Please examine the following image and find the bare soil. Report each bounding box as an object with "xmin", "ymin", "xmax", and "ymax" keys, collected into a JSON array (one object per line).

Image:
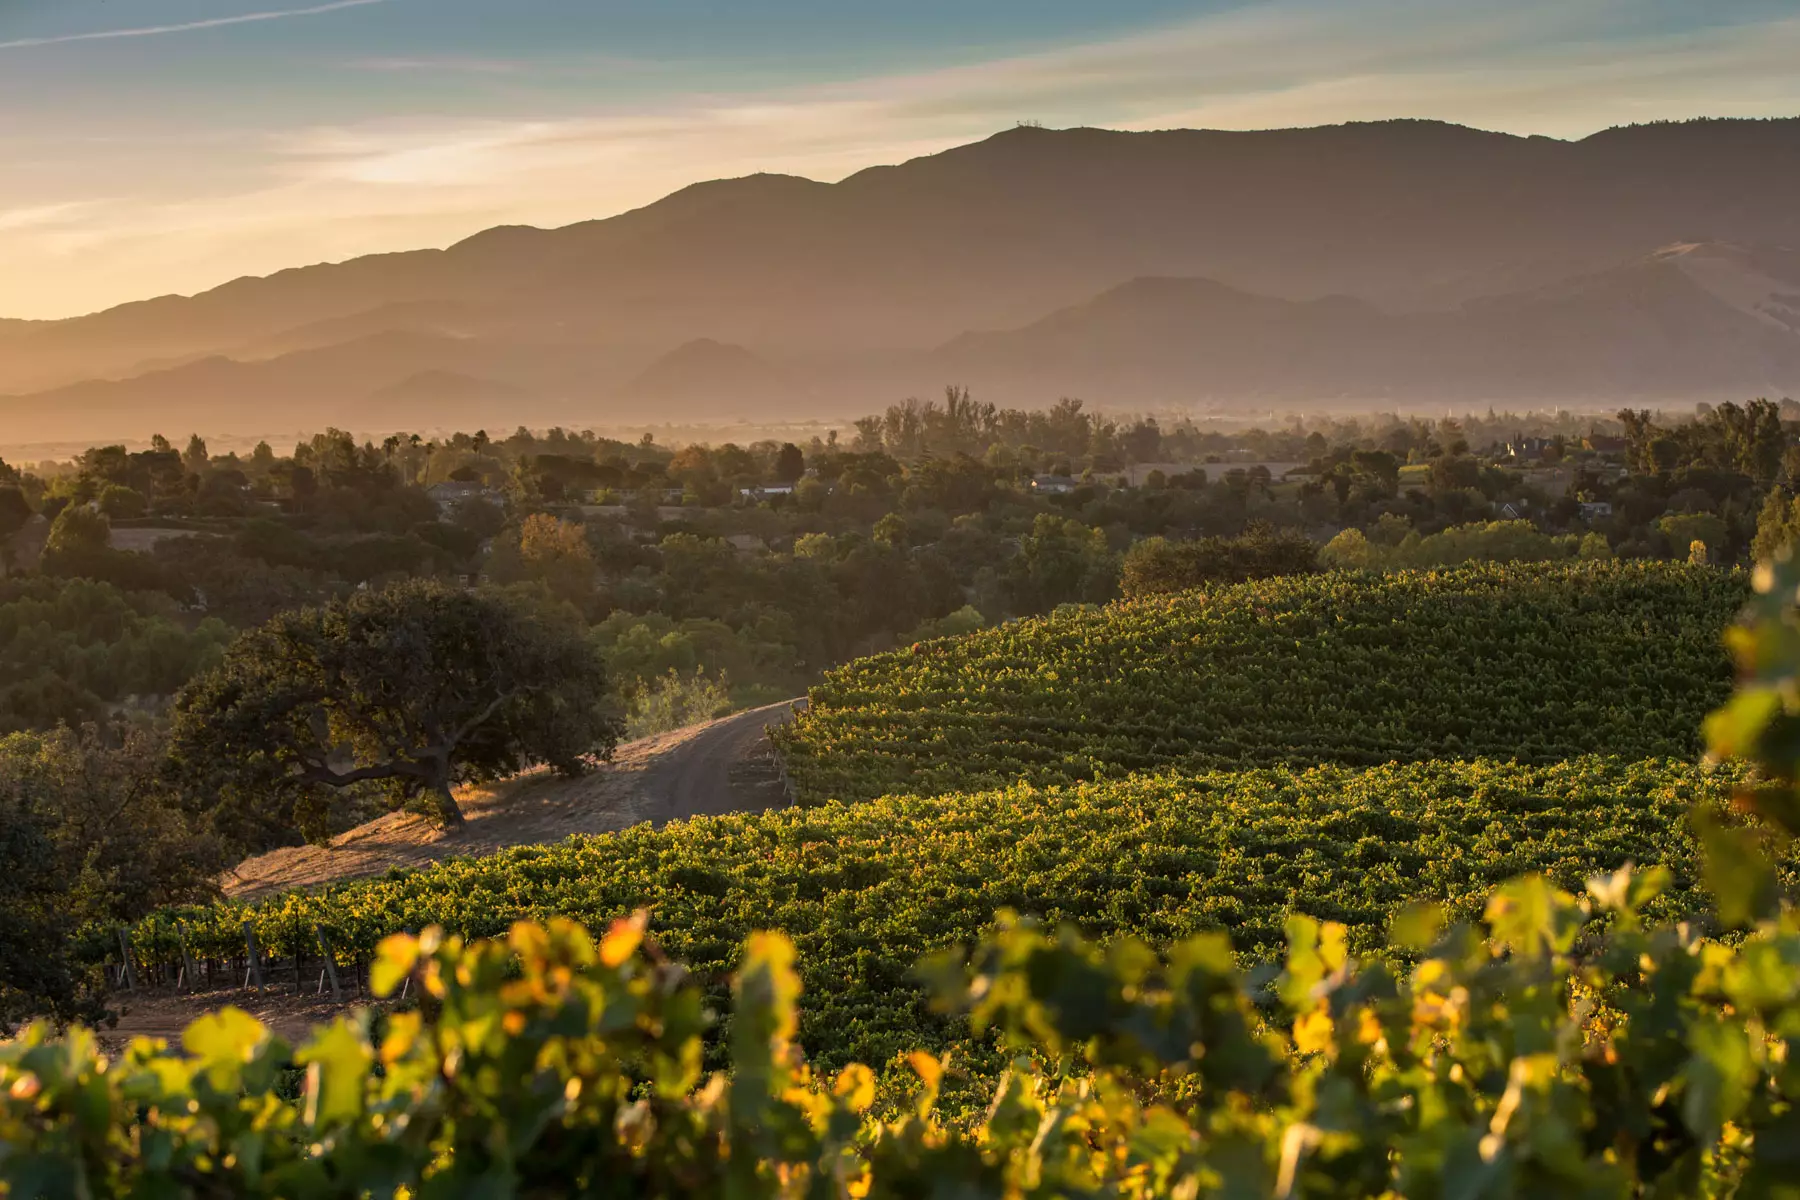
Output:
[
  {"xmin": 100, "ymin": 987, "xmax": 362, "ymax": 1048},
  {"xmin": 224, "ymin": 699, "xmax": 805, "ymax": 900}
]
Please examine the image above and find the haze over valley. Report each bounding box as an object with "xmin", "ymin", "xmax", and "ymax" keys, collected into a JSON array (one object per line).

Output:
[{"xmin": 6, "ymin": 117, "xmax": 1800, "ymax": 444}]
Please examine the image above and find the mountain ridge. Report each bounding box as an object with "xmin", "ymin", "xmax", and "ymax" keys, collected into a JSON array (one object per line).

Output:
[{"xmin": 6, "ymin": 117, "xmax": 1800, "ymax": 437}]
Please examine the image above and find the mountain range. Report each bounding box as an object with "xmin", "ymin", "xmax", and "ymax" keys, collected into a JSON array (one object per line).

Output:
[{"xmin": 4, "ymin": 117, "xmax": 1800, "ymax": 443}]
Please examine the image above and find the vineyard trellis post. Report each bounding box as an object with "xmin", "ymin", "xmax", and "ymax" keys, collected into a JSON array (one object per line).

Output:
[
  {"xmin": 116, "ymin": 927, "xmax": 138, "ymax": 991},
  {"xmin": 177, "ymin": 922, "xmax": 199, "ymax": 992},
  {"xmin": 315, "ymin": 925, "xmax": 343, "ymax": 1001},
  {"xmin": 243, "ymin": 921, "xmax": 266, "ymax": 990}
]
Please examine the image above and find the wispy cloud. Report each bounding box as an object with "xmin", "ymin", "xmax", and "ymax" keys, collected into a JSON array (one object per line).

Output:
[
  {"xmin": 0, "ymin": 0, "xmax": 386, "ymax": 52},
  {"xmin": 345, "ymin": 56, "xmax": 521, "ymax": 75},
  {"xmin": 0, "ymin": 201, "xmax": 108, "ymax": 233}
]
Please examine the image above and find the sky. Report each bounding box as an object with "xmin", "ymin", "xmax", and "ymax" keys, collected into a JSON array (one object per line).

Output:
[{"xmin": 3, "ymin": 0, "xmax": 1800, "ymax": 320}]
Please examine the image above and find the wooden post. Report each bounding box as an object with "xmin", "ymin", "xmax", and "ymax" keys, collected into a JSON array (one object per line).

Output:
[
  {"xmin": 117, "ymin": 927, "xmax": 139, "ymax": 991},
  {"xmin": 243, "ymin": 921, "xmax": 266, "ymax": 990},
  {"xmin": 314, "ymin": 925, "xmax": 343, "ymax": 1002},
  {"xmin": 176, "ymin": 923, "xmax": 199, "ymax": 993}
]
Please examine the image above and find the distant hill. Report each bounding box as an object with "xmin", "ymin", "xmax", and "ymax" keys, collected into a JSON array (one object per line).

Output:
[
  {"xmin": 5, "ymin": 117, "xmax": 1800, "ymax": 437},
  {"xmin": 931, "ymin": 242, "xmax": 1800, "ymax": 404},
  {"xmin": 0, "ymin": 332, "xmax": 624, "ymax": 442},
  {"xmin": 618, "ymin": 339, "xmax": 800, "ymax": 420},
  {"xmin": 362, "ymin": 371, "xmax": 536, "ymax": 431}
]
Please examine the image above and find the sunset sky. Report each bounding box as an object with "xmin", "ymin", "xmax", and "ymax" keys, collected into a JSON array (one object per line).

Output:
[{"xmin": 5, "ymin": 0, "xmax": 1800, "ymax": 320}]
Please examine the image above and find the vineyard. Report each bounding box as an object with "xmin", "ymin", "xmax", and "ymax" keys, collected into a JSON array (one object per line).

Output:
[
  {"xmin": 116, "ymin": 757, "xmax": 1743, "ymax": 1070},
  {"xmin": 23, "ymin": 552, "xmax": 1800, "ymax": 1195},
  {"xmin": 773, "ymin": 561, "xmax": 1746, "ymax": 804}
]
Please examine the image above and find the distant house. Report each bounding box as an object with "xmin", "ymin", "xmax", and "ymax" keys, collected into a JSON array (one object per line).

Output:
[
  {"xmin": 1030, "ymin": 475, "xmax": 1078, "ymax": 495},
  {"xmin": 426, "ymin": 481, "xmax": 501, "ymax": 517},
  {"xmin": 1497, "ymin": 502, "xmax": 1525, "ymax": 520},
  {"xmin": 1582, "ymin": 435, "xmax": 1628, "ymax": 456},
  {"xmin": 1578, "ymin": 501, "xmax": 1615, "ymax": 521},
  {"xmin": 739, "ymin": 484, "xmax": 796, "ymax": 500}
]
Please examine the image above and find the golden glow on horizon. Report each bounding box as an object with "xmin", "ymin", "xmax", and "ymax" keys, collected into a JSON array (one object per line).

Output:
[{"xmin": 5, "ymin": 0, "xmax": 1800, "ymax": 319}]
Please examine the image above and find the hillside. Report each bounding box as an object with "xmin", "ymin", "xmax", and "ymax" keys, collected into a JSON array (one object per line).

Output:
[
  {"xmin": 774, "ymin": 562, "xmax": 1746, "ymax": 804},
  {"xmin": 6, "ymin": 118, "xmax": 1800, "ymax": 436},
  {"xmin": 127, "ymin": 757, "xmax": 1739, "ymax": 1071},
  {"xmin": 96, "ymin": 561, "xmax": 1757, "ymax": 1077},
  {"xmin": 933, "ymin": 242, "xmax": 1800, "ymax": 403},
  {"xmin": 618, "ymin": 339, "xmax": 799, "ymax": 419}
]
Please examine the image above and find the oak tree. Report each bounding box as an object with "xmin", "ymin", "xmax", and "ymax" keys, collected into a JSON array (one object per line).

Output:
[{"xmin": 168, "ymin": 580, "xmax": 620, "ymax": 846}]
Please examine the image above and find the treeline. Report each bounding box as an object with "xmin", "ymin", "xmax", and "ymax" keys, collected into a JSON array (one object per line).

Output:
[{"xmin": 1, "ymin": 394, "xmax": 1795, "ymax": 731}]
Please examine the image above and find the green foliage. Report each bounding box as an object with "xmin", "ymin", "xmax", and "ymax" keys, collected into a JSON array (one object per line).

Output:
[
  {"xmin": 1658, "ymin": 512, "xmax": 1728, "ymax": 560},
  {"xmin": 1705, "ymin": 555, "xmax": 1800, "ymax": 851},
  {"xmin": 165, "ymin": 581, "xmax": 621, "ymax": 848},
  {"xmin": 0, "ymin": 576, "xmax": 231, "ymax": 733},
  {"xmin": 903, "ymin": 604, "xmax": 988, "ymax": 644},
  {"xmin": 1005, "ymin": 513, "xmax": 1118, "ymax": 611},
  {"xmin": 1, "ymin": 726, "xmax": 220, "ymax": 1031},
  {"xmin": 19, "ymin": 483, "xmax": 1800, "ymax": 1196},
  {"xmin": 591, "ymin": 610, "xmax": 802, "ymax": 697},
  {"xmin": 1750, "ymin": 486, "xmax": 1800, "ymax": 564},
  {"xmin": 779, "ymin": 562, "xmax": 1743, "ymax": 804},
  {"xmin": 17, "ymin": 846, "xmax": 1800, "ymax": 1195},
  {"xmin": 0, "ymin": 785, "xmax": 74, "ymax": 1031},
  {"xmin": 0, "ymin": 487, "xmax": 32, "ymax": 547},
  {"xmin": 484, "ymin": 512, "xmax": 596, "ymax": 608},
  {"xmin": 42, "ymin": 505, "xmax": 110, "ymax": 557},
  {"xmin": 38, "ymin": 506, "xmax": 176, "ymax": 594},
  {"xmin": 1320, "ymin": 519, "xmax": 1577, "ymax": 571},
  {"xmin": 118, "ymin": 758, "xmax": 1737, "ymax": 1073},
  {"xmin": 1119, "ymin": 526, "xmax": 1316, "ymax": 598},
  {"xmin": 623, "ymin": 667, "xmax": 734, "ymax": 738},
  {"xmin": 93, "ymin": 485, "xmax": 146, "ymax": 521}
]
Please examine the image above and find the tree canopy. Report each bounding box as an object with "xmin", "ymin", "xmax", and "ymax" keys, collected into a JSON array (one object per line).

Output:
[{"xmin": 166, "ymin": 581, "xmax": 620, "ymax": 847}]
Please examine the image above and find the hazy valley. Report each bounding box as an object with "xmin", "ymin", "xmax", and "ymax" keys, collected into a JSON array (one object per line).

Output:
[{"xmin": 5, "ymin": 118, "xmax": 1800, "ymax": 444}]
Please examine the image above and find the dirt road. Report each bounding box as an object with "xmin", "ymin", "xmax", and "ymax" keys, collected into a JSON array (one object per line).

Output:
[
  {"xmin": 223, "ymin": 698, "xmax": 807, "ymax": 900},
  {"xmin": 636, "ymin": 698, "xmax": 806, "ymax": 825}
]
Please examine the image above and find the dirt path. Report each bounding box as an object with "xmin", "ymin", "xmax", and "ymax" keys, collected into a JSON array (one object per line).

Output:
[
  {"xmin": 636, "ymin": 699, "xmax": 804, "ymax": 823},
  {"xmin": 222, "ymin": 699, "xmax": 806, "ymax": 901},
  {"xmin": 101, "ymin": 989, "xmax": 360, "ymax": 1047}
]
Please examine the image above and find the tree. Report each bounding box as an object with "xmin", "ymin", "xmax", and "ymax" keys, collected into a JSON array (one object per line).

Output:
[
  {"xmin": 1752, "ymin": 487, "xmax": 1800, "ymax": 563},
  {"xmin": 1121, "ymin": 528, "xmax": 1318, "ymax": 597},
  {"xmin": 44, "ymin": 504, "xmax": 109, "ymax": 557},
  {"xmin": 1656, "ymin": 512, "xmax": 1727, "ymax": 560},
  {"xmin": 0, "ymin": 488, "xmax": 31, "ymax": 573},
  {"xmin": 0, "ymin": 725, "xmax": 214, "ymax": 1031},
  {"xmin": 487, "ymin": 514, "xmax": 595, "ymax": 607},
  {"xmin": 182, "ymin": 434, "xmax": 210, "ymax": 475},
  {"xmin": 1578, "ymin": 532, "xmax": 1614, "ymax": 560},
  {"xmin": 0, "ymin": 785, "xmax": 71, "ymax": 1031},
  {"xmin": 1007, "ymin": 515, "xmax": 1118, "ymax": 611},
  {"xmin": 96, "ymin": 484, "xmax": 147, "ymax": 520},
  {"xmin": 773, "ymin": 443, "xmax": 805, "ymax": 483},
  {"xmin": 166, "ymin": 581, "xmax": 621, "ymax": 845},
  {"xmin": 40, "ymin": 504, "xmax": 172, "ymax": 592}
]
